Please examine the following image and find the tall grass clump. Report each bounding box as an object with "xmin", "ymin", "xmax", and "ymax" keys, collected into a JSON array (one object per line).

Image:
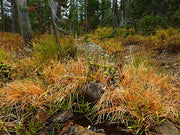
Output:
[
  {"xmin": 0, "ymin": 48, "xmax": 8, "ymax": 61},
  {"xmin": 93, "ymin": 59, "xmax": 179, "ymax": 134},
  {"xmin": 32, "ymin": 35, "xmax": 61, "ymax": 63},
  {"xmin": 32, "ymin": 35, "xmax": 77, "ymax": 63}
]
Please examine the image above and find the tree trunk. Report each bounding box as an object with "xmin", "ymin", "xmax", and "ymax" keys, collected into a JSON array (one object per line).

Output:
[
  {"xmin": 120, "ymin": 0, "xmax": 124, "ymax": 27},
  {"xmin": 50, "ymin": 1, "xmax": 63, "ymax": 60},
  {"xmin": 50, "ymin": 1, "xmax": 59, "ymax": 41},
  {"xmin": 17, "ymin": 0, "xmax": 32, "ymax": 46},
  {"xmin": 84, "ymin": 0, "xmax": 88, "ymax": 32},
  {"xmin": 112, "ymin": 0, "xmax": 117, "ymax": 30},
  {"xmin": 101, "ymin": 0, "xmax": 105, "ymax": 21},
  {"xmin": 0, "ymin": 0, "xmax": 5, "ymax": 32},
  {"xmin": 11, "ymin": 0, "xmax": 19, "ymax": 33}
]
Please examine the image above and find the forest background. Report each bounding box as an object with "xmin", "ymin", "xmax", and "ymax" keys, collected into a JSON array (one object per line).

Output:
[{"xmin": 1, "ymin": 0, "xmax": 180, "ymax": 35}]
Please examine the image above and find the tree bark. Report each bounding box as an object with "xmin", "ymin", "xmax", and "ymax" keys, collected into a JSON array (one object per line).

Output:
[
  {"xmin": 120, "ymin": 0, "xmax": 124, "ymax": 27},
  {"xmin": 50, "ymin": 1, "xmax": 63, "ymax": 60},
  {"xmin": 50, "ymin": 1, "xmax": 59, "ymax": 41},
  {"xmin": 84, "ymin": 0, "xmax": 88, "ymax": 32},
  {"xmin": 0, "ymin": 0, "xmax": 5, "ymax": 32},
  {"xmin": 16, "ymin": 0, "xmax": 32, "ymax": 46},
  {"xmin": 112, "ymin": 0, "xmax": 117, "ymax": 30},
  {"xmin": 101, "ymin": 0, "xmax": 104, "ymax": 21},
  {"xmin": 11, "ymin": 0, "xmax": 19, "ymax": 33}
]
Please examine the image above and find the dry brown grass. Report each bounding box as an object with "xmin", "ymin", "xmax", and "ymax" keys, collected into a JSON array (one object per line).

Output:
[
  {"xmin": 0, "ymin": 31, "xmax": 179, "ymax": 134},
  {"xmin": 94, "ymin": 60, "xmax": 180, "ymax": 132},
  {"xmin": 0, "ymin": 32, "xmax": 24, "ymax": 51},
  {"xmin": 0, "ymin": 80, "xmax": 45, "ymax": 108},
  {"xmin": 42, "ymin": 58, "xmax": 89, "ymax": 102},
  {"xmin": 143, "ymin": 28, "xmax": 180, "ymax": 54},
  {"xmin": 0, "ymin": 56, "xmax": 179, "ymax": 134}
]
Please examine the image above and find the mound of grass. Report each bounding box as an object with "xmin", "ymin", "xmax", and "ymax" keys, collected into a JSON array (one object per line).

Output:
[{"xmin": 94, "ymin": 59, "xmax": 179, "ymax": 133}]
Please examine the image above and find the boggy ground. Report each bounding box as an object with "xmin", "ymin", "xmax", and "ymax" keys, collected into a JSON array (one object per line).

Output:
[{"xmin": 0, "ymin": 29, "xmax": 180, "ymax": 135}]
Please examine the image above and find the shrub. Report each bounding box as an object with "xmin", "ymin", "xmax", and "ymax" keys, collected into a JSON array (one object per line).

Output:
[
  {"xmin": 90, "ymin": 27, "xmax": 135, "ymax": 40},
  {"xmin": 143, "ymin": 28, "xmax": 180, "ymax": 54},
  {"xmin": 93, "ymin": 27, "xmax": 113, "ymax": 39},
  {"xmin": 123, "ymin": 35, "xmax": 144, "ymax": 45},
  {"xmin": 116, "ymin": 28, "xmax": 135, "ymax": 37},
  {"xmin": 98, "ymin": 38, "xmax": 125, "ymax": 57},
  {"xmin": 138, "ymin": 15, "xmax": 167, "ymax": 34},
  {"xmin": 0, "ymin": 32, "xmax": 24, "ymax": 51}
]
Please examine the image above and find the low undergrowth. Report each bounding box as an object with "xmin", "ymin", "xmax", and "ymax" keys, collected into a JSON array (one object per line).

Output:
[
  {"xmin": 143, "ymin": 28, "xmax": 180, "ymax": 54},
  {"xmin": 87, "ymin": 27, "xmax": 180, "ymax": 58},
  {"xmin": 0, "ymin": 32, "xmax": 179, "ymax": 134},
  {"xmin": 0, "ymin": 32, "xmax": 24, "ymax": 51}
]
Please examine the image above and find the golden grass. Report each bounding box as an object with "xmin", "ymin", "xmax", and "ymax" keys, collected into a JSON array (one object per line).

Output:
[
  {"xmin": 0, "ymin": 56, "xmax": 179, "ymax": 134},
  {"xmin": 143, "ymin": 28, "xmax": 180, "ymax": 54},
  {"xmin": 0, "ymin": 32, "xmax": 24, "ymax": 51},
  {"xmin": 0, "ymin": 31, "xmax": 179, "ymax": 134},
  {"xmin": 94, "ymin": 61, "xmax": 180, "ymax": 132},
  {"xmin": 0, "ymin": 80, "xmax": 45, "ymax": 109}
]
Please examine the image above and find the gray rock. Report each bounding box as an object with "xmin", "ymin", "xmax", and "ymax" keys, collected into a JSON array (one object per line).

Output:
[
  {"xmin": 155, "ymin": 120, "xmax": 180, "ymax": 135},
  {"xmin": 76, "ymin": 42, "xmax": 105, "ymax": 57},
  {"xmin": 53, "ymin": 110, "xmax": 73, "ymax": 123},
  {"xmin": 82, "ymin": 42, "xmax": 104, "ymax": 55},
  {"xmin": 24, "ymin": 47, "xmax": 33, "ymax": 52},
  {"xmin": 60, "ymin": 124, "xmax": 105, "ymax": 135},
  {"xmin": 79, "ymin": 82, "xmax": 104, "ymax": 102}
]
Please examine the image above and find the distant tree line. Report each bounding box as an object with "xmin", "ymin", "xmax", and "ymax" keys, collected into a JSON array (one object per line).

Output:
[{"xmin": 0, "ymin": 0, "xmax": 180, "ymax": 44}]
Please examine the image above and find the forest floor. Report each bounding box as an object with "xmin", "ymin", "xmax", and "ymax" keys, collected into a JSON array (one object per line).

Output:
[
  {"xmin": 124, "ymin": 44, "xmax": 180, "ymax": 77},
  {"xmin": 0, "ymin": 28, "xmax": 180, "ymax": 135}
]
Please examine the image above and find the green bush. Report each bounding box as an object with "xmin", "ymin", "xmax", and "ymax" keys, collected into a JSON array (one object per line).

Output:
[
  {"xmin": 91, "ymin": 27, "xmax": 136, "ymax": 40},
  {"xmin": 94, "ymin": 27, "xmax": 112, "ymax": 39},
  {"xmin": 138, "ymin": 15, "xmax": 167, "ymax": 34}
]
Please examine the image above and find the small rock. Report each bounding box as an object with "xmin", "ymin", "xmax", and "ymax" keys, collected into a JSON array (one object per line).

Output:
[
  {"xmin": 155, "ymin": 120, "xmax": 180, "ymax": 135},
  {"xmin": 60, "ymin": 124, "xmax": 105, "ymax": 135},
  {"xmin": 82, "ymin": 42, "xmax": 104, "ymax": 55},
  {"xmin": 96, "ymin": 129, "xmax": 105, "ymax": 134},
  {"xmin": 160, "ymin": 62, "xmax": 166, "ymax": 66},
  {"xmin": 53, "ymin": 111, "xmax": 73, "ymax": 123},
  {"xmin": 76, "ymin": 42, "xmax": 106, "ymax": 57},
  {"xmin": 24, "ymin": 47, "xmax": 33, "ymax": 52},
  {"xmin": 79, "ymin": 82, "xmax": 104, "ymax": 102}
]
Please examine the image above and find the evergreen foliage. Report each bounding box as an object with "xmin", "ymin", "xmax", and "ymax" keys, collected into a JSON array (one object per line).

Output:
[{"xmin": 0, "ymin": 0, "xmax": 179, "ymax": 33}]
